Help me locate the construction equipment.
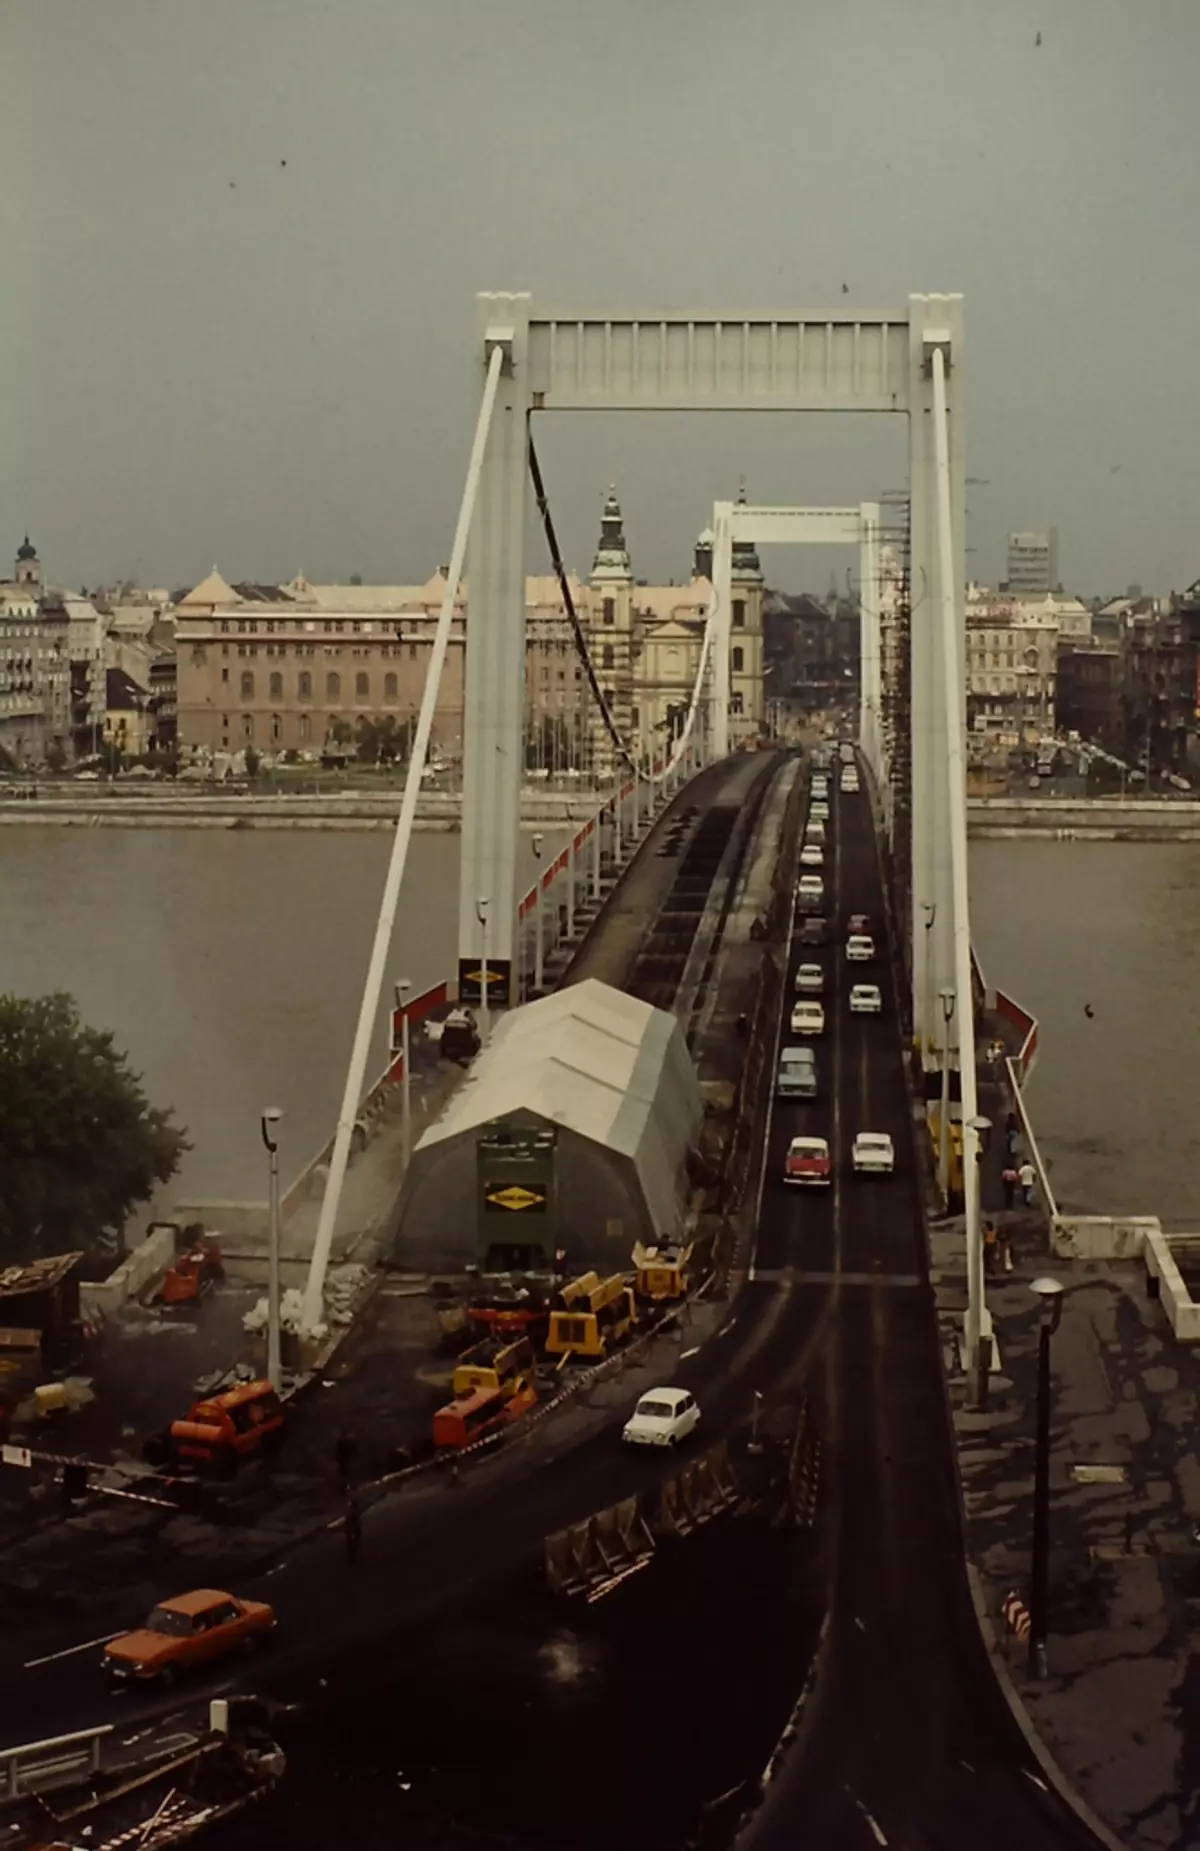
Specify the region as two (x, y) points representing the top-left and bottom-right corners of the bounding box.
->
(632, 1239), (693, 1303)
(545, 1273), (636, 1360)
(432, 1376), (538, 1450)
(144, 1379), (284, 1477)
(155, 1226), (225, 1306)
(451, 1334), (535, 1402)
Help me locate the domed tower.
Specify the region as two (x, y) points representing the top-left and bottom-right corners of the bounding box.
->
(729, 482), (764, 744)
(588, 485), (636, 770)
(14, 534), (40, 587)
(693, 526), (714, 583)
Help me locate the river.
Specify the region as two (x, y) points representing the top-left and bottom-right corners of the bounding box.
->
(1, 828), (1196, 1226)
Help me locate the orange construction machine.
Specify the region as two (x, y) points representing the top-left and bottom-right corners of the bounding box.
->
(145, 1380), (285, 1477)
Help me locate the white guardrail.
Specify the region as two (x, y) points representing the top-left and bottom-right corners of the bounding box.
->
(0, 1723), (114, 1798)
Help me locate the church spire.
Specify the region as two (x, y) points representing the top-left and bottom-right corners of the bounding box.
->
(592, 482), (632, 581)
(732, 478), (762, 583)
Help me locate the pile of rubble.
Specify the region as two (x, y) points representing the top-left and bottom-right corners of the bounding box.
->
(240, 1264), (372, 1340)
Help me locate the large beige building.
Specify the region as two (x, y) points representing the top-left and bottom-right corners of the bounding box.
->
(964, 587), (1090, 741)
(174, 491), (766, 770)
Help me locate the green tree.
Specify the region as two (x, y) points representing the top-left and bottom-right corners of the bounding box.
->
(355, 714), (415, 764)
(244, 745), (261, 777)
(0, 994), (189, 1264)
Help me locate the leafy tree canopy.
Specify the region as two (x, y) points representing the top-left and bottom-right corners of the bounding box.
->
(0, 993), (189, 1265)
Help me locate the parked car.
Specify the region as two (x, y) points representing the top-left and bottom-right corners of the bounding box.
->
(623, 1387), (700, 1449)
(783, 1136), (832, 1187)
(846, 934), (875, 963)
(776, 1046), (818, 1099)
(851, 1132), (895, 1176)
(799, 844), (824, 869)
(104, 1590), (276, 1685)
(849, 984), (883, 1015)
(789, 1000), (825, 1036)
(794, 962), (824, 994)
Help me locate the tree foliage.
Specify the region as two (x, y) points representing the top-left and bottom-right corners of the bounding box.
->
(0, 993), (189, 1264)
(355, 715), (416, 764)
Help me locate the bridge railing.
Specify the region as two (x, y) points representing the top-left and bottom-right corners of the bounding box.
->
(0, 1724), (114, 1799)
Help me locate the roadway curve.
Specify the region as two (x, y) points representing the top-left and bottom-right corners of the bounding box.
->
(738, 759), (1105, 1850)
(0, 754), (1107, 1849)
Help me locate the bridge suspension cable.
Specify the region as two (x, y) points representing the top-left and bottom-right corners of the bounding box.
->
(527, 431), (721, 785)
(301, 341), (506, 1332)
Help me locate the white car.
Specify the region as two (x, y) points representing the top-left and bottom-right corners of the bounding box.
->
(852, 1132), (895, 1175)
(811, 779), (829, 800)
(799, 844), (824, 869)
(840, 771), (859, 794)
(789, 1000), (825, 1036)
(797, 875), (824, 905)
(810, 801), (830, 822)
(794, 962), (824, 994)
(849, 983), (882, 1015)
(846, 934), (875, 963)
(623, 1386), (700, 1448)
(805, 820), (826, 845)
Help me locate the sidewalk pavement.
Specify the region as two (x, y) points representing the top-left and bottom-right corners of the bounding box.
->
(932, 1028), (1200, 1849)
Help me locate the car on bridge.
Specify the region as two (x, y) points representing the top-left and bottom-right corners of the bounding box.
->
(851, 1132), (895, 1176)
(798, 915), (829, 948)
(804, 818), (826, 844)
(622, 1386), (700, 1449)
(849, 984), (882, 1015)
(840, 767), (860, 794)
(789, 1000), (825, 1036)
(799, 843), (824, 868)
(846, 933), (875, 963)
(103, 1589), (276, 1685)
(794, 962), (824, 993)
(810, 799), (830, 822)
(848, 912), (871, 935)
(796, 875), (824, 910)
(783, 1136), (831, 1187)
(776, 1046), (817, 1099)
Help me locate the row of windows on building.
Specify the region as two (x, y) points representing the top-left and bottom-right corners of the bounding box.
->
(598, 598), (748, 628)
(223, 666), (586, 702)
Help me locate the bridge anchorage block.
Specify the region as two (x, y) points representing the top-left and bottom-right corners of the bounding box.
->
(484, 325), (515, 371)
(922, 328), (953, 372)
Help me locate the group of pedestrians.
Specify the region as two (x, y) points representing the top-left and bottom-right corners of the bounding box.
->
(999, 1111), (1037, 1214)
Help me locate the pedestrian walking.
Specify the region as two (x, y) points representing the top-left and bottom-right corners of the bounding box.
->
(1005, 1112), (1019, 1160)
(997, 1225), (1014, 1274)
(1018, 1159), (1036, 1208)
(1001, 1163), (1019, 1211)
(983, 1219), (998, 1276)
(343, 1491), (362, 1566)
(335, 1427), (358, 1491)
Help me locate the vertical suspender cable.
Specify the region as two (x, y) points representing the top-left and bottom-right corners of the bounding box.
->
(930, 345), (985, 1366)
(301, 342), (506, 1332)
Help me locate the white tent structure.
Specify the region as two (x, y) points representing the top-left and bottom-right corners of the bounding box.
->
(392, 979), (704, 1272)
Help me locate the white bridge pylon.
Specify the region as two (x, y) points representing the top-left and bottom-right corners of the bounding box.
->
(710, 501), (882, 781)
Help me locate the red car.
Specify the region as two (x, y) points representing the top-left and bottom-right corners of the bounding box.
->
(783, 1136), (832, 1187)
(848, 913), (871, 936)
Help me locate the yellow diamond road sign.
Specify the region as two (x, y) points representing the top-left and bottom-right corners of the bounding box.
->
(487, 1185), (543, 1212)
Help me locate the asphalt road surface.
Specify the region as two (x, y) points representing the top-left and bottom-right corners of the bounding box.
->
(0, 755), (1108, 1849)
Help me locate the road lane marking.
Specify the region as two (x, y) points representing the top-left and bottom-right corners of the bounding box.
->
(680, 1346), (700, 1360)
(24, 1629), (123, 1668)
(717, 1319), (738, 1339)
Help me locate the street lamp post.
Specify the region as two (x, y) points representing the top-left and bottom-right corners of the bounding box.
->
(966, 1111), (993, 1407)
(476, 896), (491, 1042)
(532, 831), (545, 997)
(394, 979), (412, 1169)
(1029, 1274), (1065, 1677)
(259, 1107), (283, 1392)
(919, 901), (937, 1064)
(938, 986), (956, 1201)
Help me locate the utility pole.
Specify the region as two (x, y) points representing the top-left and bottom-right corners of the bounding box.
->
(394, 979), (412, 1169)
(531, 831), (545, 996)
(476, 896), (491, 1042)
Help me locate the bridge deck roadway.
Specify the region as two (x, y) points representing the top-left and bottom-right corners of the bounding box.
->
(0, 755), (1105, 1849)
(560, 755), (776, 994)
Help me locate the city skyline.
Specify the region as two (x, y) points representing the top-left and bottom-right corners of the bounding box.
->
(6, 0), (1200, 598)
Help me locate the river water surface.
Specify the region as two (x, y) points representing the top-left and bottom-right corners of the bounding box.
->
(1, 828), (1196, 1225)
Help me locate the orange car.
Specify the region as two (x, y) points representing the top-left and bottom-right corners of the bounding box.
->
(104, 1588), (276, 1685)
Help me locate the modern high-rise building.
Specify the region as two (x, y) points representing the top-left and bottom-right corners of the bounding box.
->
(1004, 528), (1059, 595)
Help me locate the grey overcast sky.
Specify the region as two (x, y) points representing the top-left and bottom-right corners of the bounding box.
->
(4, 0), (1199, 598)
